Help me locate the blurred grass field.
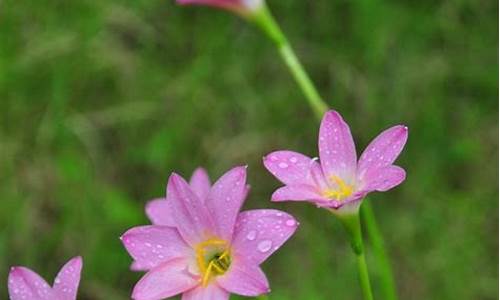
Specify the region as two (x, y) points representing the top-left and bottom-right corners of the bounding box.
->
(0, 0), (498, 299)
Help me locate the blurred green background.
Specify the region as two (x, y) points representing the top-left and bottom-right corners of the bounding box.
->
(0, 0), (498, 299)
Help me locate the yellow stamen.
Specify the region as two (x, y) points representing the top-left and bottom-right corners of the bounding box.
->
(211, 262), (225, 273)
(322, 175), (354, 201)
(195, 238), (231, 286)
(202, 261), (214, 286)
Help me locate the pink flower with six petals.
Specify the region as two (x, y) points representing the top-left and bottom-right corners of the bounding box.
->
(264, 110), (408, 212)
(8, 256), (83, 300)
(122, 166), (298, 300)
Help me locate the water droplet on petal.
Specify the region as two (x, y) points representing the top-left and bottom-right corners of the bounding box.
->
(246, 230), (257, 241)
(278, 162), (288, 169)
(286, 219), (296, 227)
(257, 240), (273, 252)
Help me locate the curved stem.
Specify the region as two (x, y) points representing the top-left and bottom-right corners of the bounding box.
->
(251, 5), (328, 119)
(251, 4), (398, 300)
(278, 44), (328, 119)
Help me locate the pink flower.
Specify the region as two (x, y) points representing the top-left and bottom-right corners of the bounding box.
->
(122, 166), (298, 300)
(145, 168), (212, 228)
(8, 256), (83, 300)
(264, 110), (408, 212)
(176, 0), (263, 17)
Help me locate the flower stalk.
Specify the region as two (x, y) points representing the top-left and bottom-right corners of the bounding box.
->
(337, 211), (374, 300)
(362, 201), (398, 300)
(252, 3), (398, 300)
(251, 4), (328, 119)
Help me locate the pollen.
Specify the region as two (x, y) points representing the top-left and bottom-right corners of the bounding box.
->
(195, 238), (231, 286)
(322, 175), (354, 201)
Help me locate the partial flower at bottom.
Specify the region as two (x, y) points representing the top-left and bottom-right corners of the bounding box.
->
(8, 256), (83, 300)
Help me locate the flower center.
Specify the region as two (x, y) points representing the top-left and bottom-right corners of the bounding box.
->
(322, 175), (354, 201)
(195, 238), (231, 286)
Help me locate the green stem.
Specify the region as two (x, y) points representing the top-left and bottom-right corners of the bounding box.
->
(356, 251), (374, 300)
(362, 201), (398, 300)
(338, 212), (374, 300)
(256, 295), (269, 300)
(251, 4), (398, 300)
(251, 4), (328, 119)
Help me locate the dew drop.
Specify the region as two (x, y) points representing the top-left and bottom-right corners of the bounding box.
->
(257, 240), (273, 252)
(278, 162), (288, 169)
(246, 230), (257, 241)
(286, 219), (296, 227)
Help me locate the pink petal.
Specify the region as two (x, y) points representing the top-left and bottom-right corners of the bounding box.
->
(357, 125), (408, 177)
(308, 161), (330, 191)
(8, 267), (54, 300)
(181, 283), (229, 300)
(231, 209), (298, 264)
(207, 166), (248, 241)
(53, 256), (82, 300)
(361, 165), (406, 192)
(132, 258), (199, 300)
(189, 168), (211, 201)
(145, 198), (175, 227)
(217, 257), (270, 297)
(176, 0), (246, 13)
(271, 184), (325, 203)
(167, 173), (216, 246)
(318, 110), (357, 182)
(121, 225), (191, 271)
(263, 151), (320, 186)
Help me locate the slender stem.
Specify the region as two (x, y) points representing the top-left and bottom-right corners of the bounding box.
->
(362, 201), (398, 300)
(251, 4), (399, 300)
(356, 251), (374, 300)
(251, 5), (328, 119)
(338, 212), (374, 300)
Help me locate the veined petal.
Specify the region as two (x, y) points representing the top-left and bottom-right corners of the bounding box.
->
(318, 110), (357, 182)
(271, 184), (325, 203)
(263, 151), (320, 186)
(232, 209), (298, 265)
(53, 257), (82, 300)
(207, 166), (247, 241)
(181, 283), (229, 300)
(189, 168), (211, 201)
(121, 225), (191, 271)
(360, 165), (406, 192)
(8, 267), (53, 300)
(357, 125), (408, 178)
(145, 198), (175, 227)
(217, 257), (270, 297)
(168, 173), (216, 246)
(132, 258), (199, 300)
